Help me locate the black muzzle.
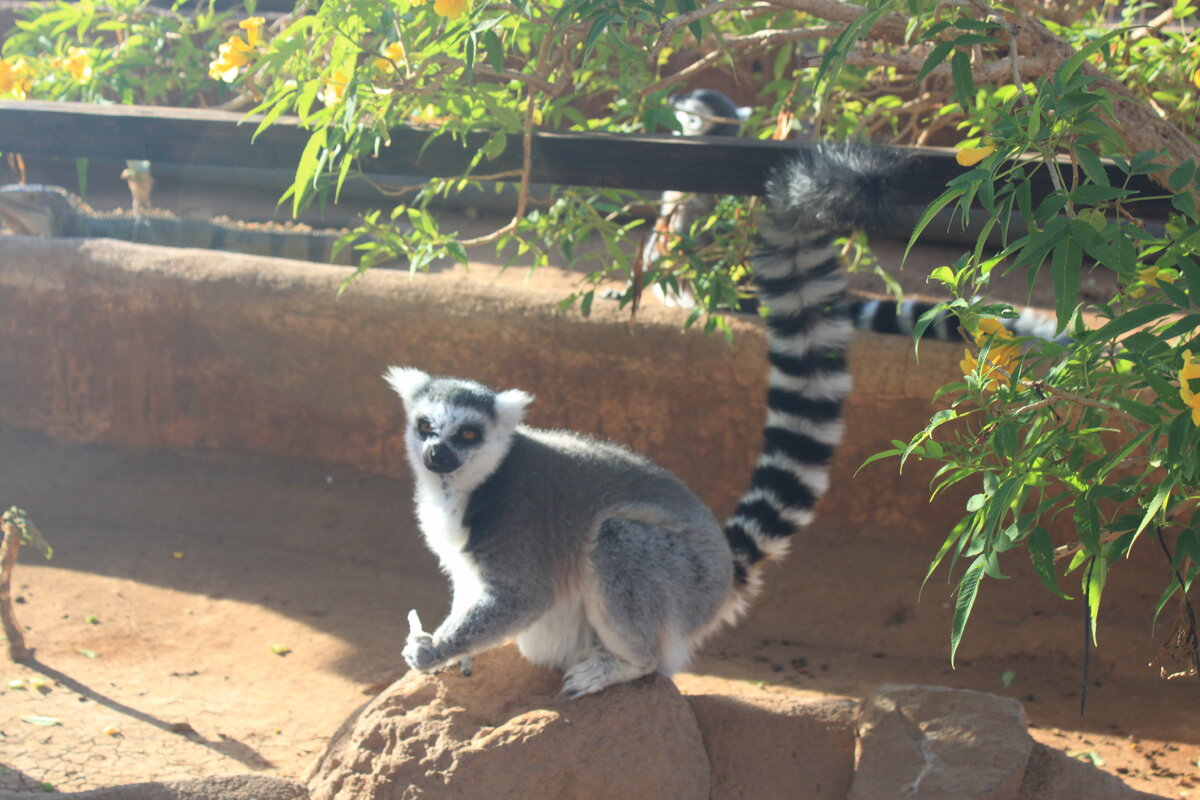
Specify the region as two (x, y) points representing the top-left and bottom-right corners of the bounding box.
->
(423, 442), (460, 474)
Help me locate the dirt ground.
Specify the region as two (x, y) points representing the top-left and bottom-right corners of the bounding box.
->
(0, 184), (1196, 796)
(1, 426), (1198, 797)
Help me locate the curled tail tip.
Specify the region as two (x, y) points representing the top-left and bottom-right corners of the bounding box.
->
(764, 141), (915, 235)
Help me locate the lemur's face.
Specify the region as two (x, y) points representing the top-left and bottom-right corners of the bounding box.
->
(384, 367), (532, 489)
(671, 96), (711, 137)
(411, 400), (489, 475)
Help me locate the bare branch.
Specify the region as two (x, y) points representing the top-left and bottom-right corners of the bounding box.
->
(0, 515), (29, 662)
(643, 25), (841, 97)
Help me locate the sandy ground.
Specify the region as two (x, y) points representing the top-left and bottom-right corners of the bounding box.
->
(0, 425), (1197, 796)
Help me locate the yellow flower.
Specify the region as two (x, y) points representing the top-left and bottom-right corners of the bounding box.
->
(960, 349), (980, 376)
(433, 0), (469, 18)
(973, 318), (1011, 347)
(956, 142), (996, 167)
(57, 47), (92, 83)
(319, 68), (350, 106)
(1193, 67), (1200, 90)
(0, 57), (33, 99)
(239, 16), (266, 47)
(962, 318), (1019, 391)
(208, 35), (254, 82)
(1128, 265), (1178, 298)
(373, 42), (406, 72)
(1138, 265), (1178, 288)
(1180, 350), (1200, 426)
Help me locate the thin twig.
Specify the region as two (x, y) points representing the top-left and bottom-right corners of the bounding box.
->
(0, 516), (29, 662)
(1154, 525), (1200, 679)
(457, 24), (554, 249)
(1027, 380), (1142, 426)
(643, 26), (840, 97)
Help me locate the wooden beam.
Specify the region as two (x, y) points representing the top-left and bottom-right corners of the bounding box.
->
(0, 100), (1171, 217)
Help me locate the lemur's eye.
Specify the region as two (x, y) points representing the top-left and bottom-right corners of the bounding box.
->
(417, 419), (434, 435)
(458, 427), (480, 443)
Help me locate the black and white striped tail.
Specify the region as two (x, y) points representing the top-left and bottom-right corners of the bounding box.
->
(722, 142), (916, 602)
(850, 297), (1066, 343)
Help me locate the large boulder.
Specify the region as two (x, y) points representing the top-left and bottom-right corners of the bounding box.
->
(305, 645), (710, 800)
(684, 688), (857, 800)
(849, 684), (1034, 800)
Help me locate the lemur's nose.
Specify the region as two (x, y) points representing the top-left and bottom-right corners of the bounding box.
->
(424, 442), (460, 474)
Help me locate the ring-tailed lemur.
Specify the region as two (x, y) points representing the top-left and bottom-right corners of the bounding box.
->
(384, 143), (921, 697)
(641, 89), (750, 310)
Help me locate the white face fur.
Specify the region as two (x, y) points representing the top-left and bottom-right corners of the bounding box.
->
(671, 96), (712, 137)
(384, 367), (532, 498)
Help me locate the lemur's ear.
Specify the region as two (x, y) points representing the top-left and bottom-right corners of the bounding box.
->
(495, 388), (533, 429)
(383, 366), (430, 407)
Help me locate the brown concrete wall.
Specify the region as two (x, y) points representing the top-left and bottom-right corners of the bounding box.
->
(0, 236), (1176, 678)
(0, 236), (768, 515)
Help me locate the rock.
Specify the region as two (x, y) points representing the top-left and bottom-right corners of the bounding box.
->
(685, 689), (857, 800)
(306, 644), (710, 800)
(849, 684), (1034, 800)
(0, 775), (308, 800)
(1018, 743), (1170, 800)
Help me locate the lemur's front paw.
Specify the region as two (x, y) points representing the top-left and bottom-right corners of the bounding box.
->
(403, 610), (443, 673)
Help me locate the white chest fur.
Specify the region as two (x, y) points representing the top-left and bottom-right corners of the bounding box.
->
(415, 489), (486, 614)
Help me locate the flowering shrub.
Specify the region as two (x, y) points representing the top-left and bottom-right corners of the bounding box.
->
(0, 0), (252, 105)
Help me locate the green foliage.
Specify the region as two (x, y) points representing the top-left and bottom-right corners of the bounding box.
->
(859, 7), (1200, 673)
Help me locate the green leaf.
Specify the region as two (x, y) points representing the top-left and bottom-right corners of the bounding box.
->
(1028, 527), (1070, 599)
(1073, 495), (1101, 555)
(950, 555), (986, 667)
(951, 32), (1000, 46)
(1172, 191), (1198, 222)
(905, 187), (966, 264)
(20, 715), (62, 727)
(481, 29), (505, 72)
(1132, 479), (1175, 549)
(1084, 556), (1107, 646)
(1050, 239), (1082, 333)
(858, 448), (903, 473)
(915, 40), (953, 83)
(1177, 256), (1200, 307)
(1168, 159), (1197, 192)
(950, 50), (974, 108)
(1074, 147), (1110, 187)
(1055, 29), (1121, 87)
(292, 127), (328, 217)
(912, 303), (950, 353)
(1090, 303), (1174, 343)
(1070, 184), (1129, 205)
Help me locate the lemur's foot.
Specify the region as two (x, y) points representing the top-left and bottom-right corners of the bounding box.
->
(562, 651), (652, 699)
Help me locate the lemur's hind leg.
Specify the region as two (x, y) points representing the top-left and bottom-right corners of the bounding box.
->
(564, 517), (686, 698)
